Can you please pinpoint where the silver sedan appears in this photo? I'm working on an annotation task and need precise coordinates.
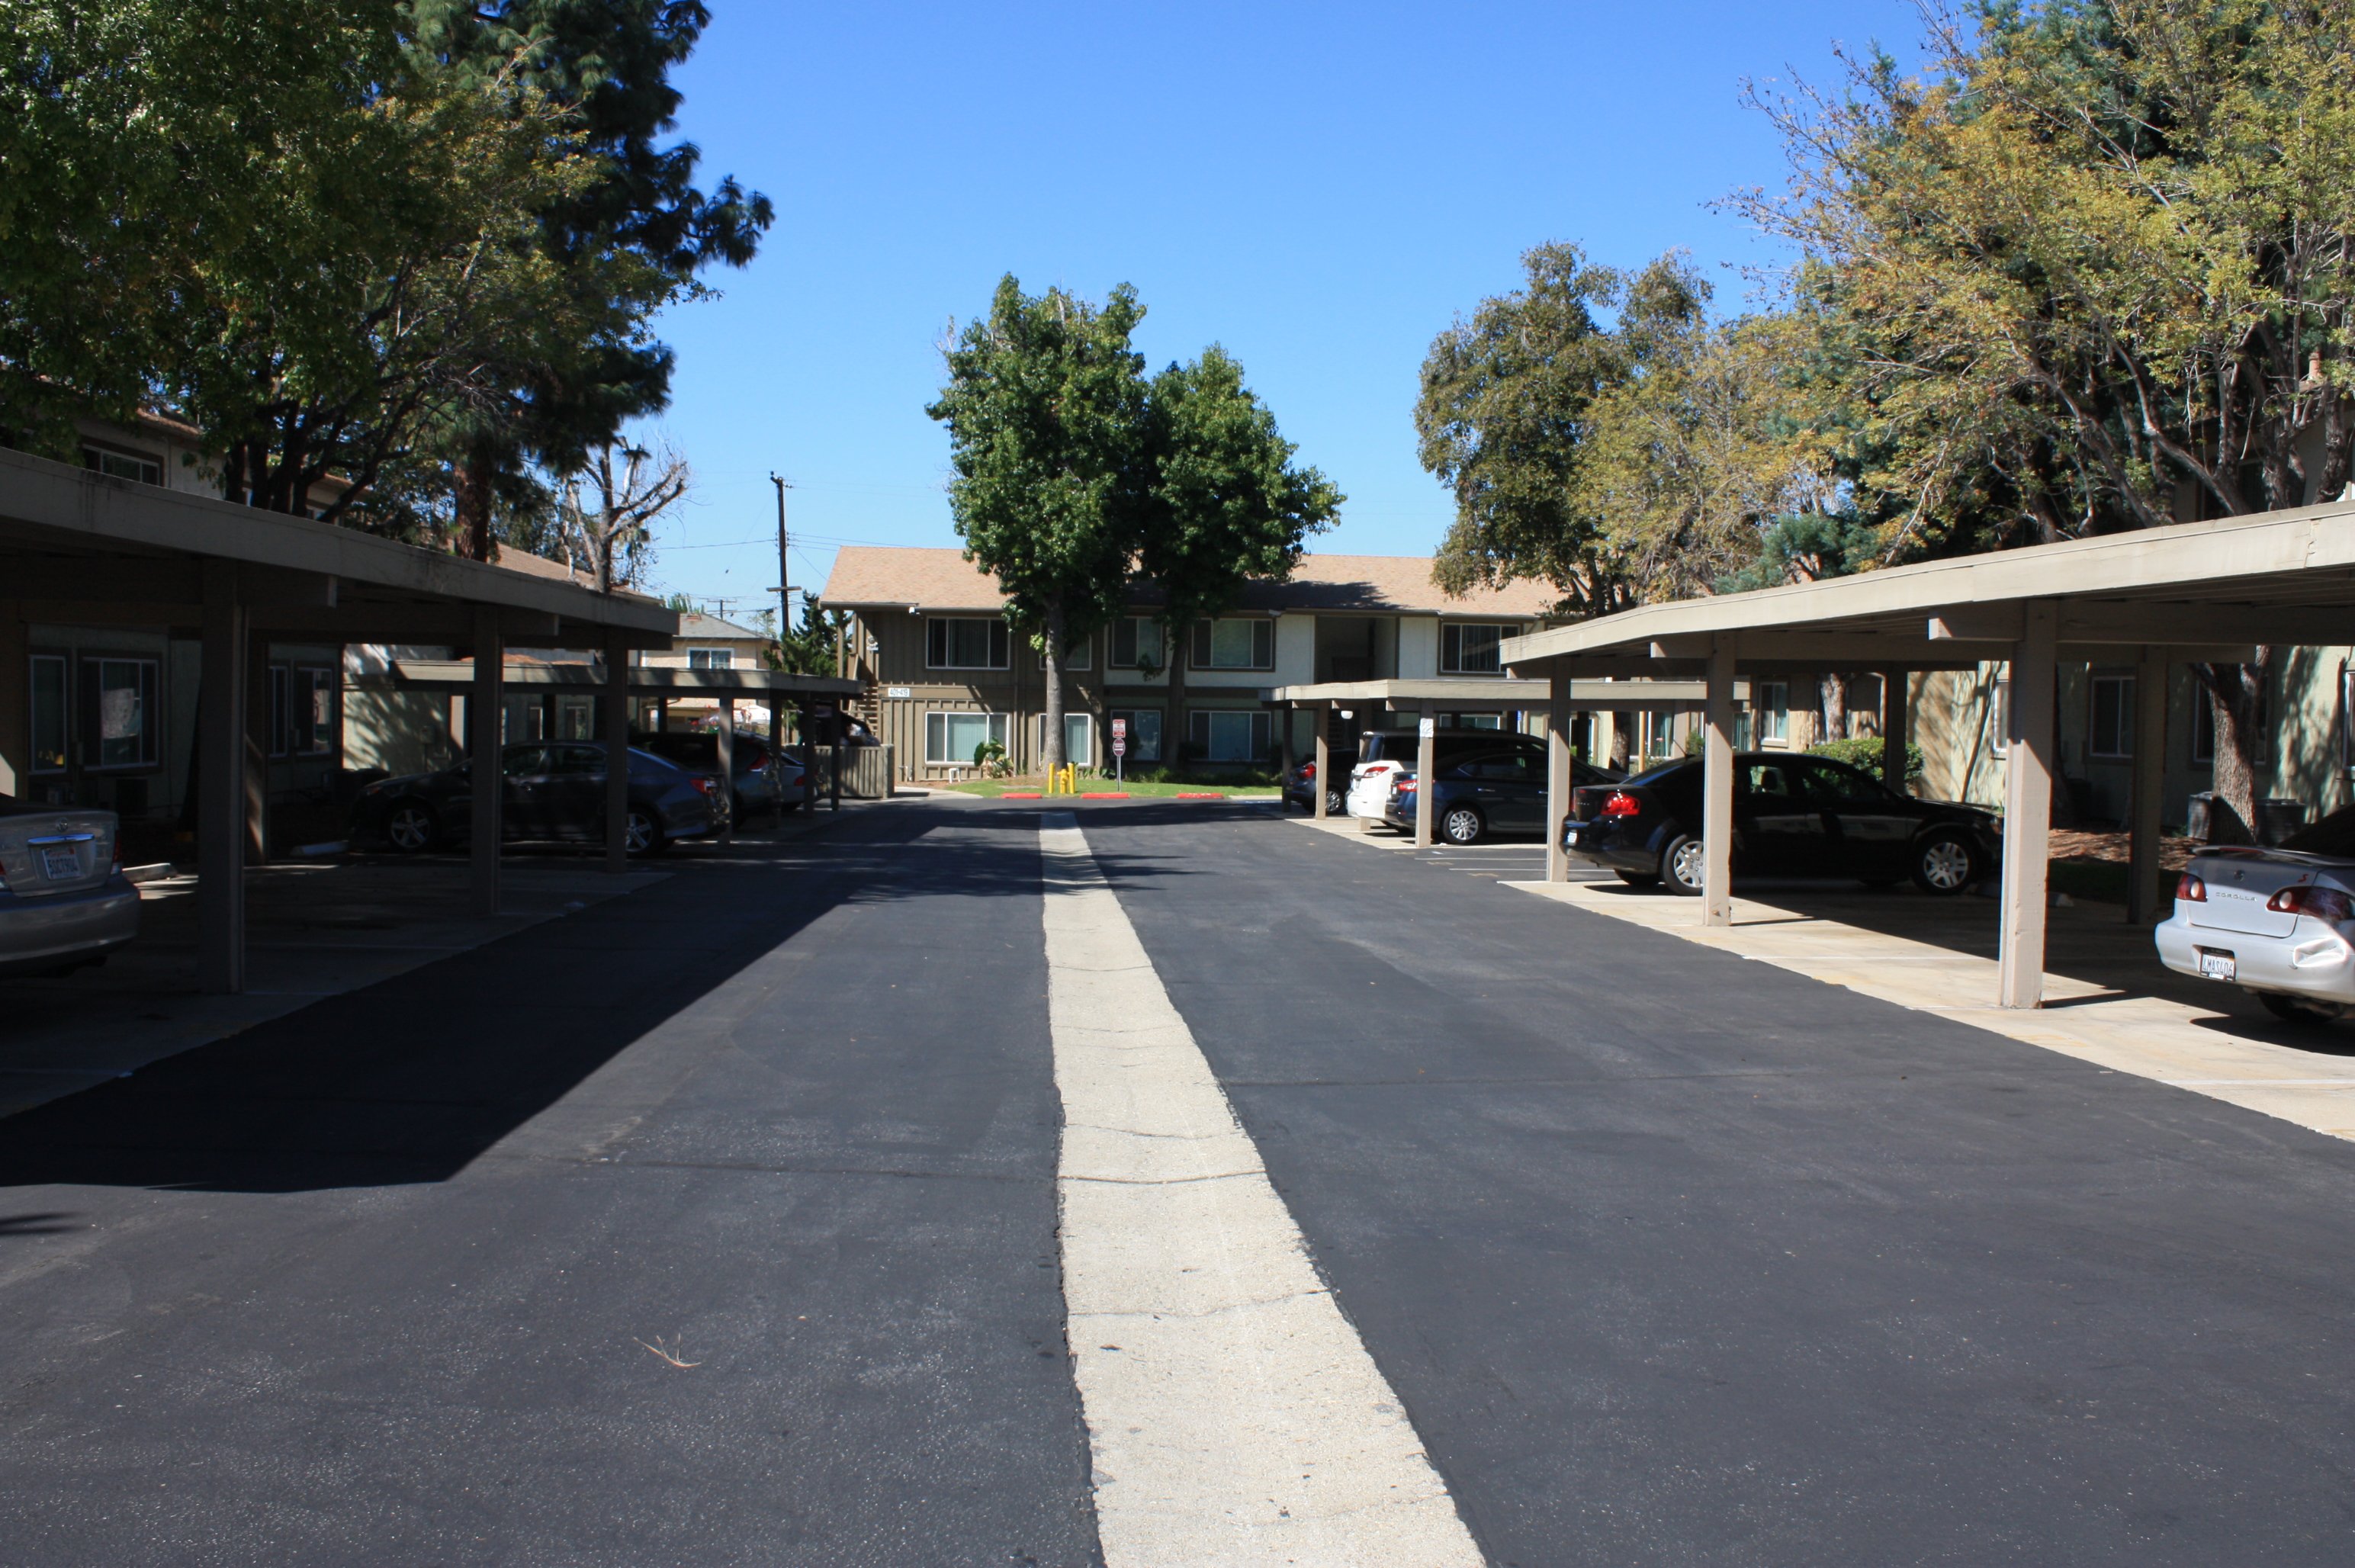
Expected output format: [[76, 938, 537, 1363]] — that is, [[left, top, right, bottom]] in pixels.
[[0, 798, 141, 978], [2155, 847, 2355, 1023]]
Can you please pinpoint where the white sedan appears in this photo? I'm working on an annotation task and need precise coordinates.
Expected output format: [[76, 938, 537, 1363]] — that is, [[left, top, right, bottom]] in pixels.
[[2155, 847, 2355, 1023]]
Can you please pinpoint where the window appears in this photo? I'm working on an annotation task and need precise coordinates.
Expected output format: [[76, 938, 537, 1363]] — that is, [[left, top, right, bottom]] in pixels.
[[1801, 758, 1888, 805], [1190, 618, 1274, 671], [30, 655, 67, 773], [1745, 761, 1801, 798], [82, 657, 159, 769], [927, 617, 1011, 670], [269, 665, 291, 757], [1187, 709, 1271, 762], [1441, 622, 1513, 675], [1111, 617, 1165, 670], [1454, 752, 1537, 782], [300, 667, 338, 754], [82, 446, 160, 485], [502, 745, 555, 778], [1440, 712, 1503, 731], [555, 692, 593, 741], [1109, 708, 1161, 762], [925, 710, 1009, 765], [686, 647, 733, 670], [2192, 686, 2216, 763], [1754, 680, 1789, 744], [2090, 674, 2133, 760], [1037, 712, 1093, 765], [1990, 677, 2011, 757], [1060, 633, 1091, 672]]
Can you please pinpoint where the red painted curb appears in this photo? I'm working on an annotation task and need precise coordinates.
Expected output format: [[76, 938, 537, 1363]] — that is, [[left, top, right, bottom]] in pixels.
[[1000, 792, 1043, 799], [1174, 792, 1226, 799], [1080, 792, 1130, 799]]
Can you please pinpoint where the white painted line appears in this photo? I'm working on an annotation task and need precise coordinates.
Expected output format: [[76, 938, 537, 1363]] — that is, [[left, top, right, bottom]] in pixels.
[[1039, 815, 1482, 1568]]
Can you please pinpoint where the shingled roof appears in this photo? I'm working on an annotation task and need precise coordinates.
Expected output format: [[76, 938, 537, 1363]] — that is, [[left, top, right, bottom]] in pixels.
[[818, 546, 1559, 617]]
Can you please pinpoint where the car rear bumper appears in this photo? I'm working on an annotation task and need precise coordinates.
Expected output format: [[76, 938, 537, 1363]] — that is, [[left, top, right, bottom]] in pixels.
[[1560, 818, 1659, 875], [0, 876, 142, 975], [2155, 910, 2355, 1003]]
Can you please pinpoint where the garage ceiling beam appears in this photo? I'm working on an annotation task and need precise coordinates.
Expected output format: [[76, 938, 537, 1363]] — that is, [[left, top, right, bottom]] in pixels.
[[8, 564, 337, 609]]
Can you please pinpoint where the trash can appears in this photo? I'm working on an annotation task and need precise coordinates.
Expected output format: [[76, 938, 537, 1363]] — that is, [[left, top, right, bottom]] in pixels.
[[2186, 791, 2216, 840]]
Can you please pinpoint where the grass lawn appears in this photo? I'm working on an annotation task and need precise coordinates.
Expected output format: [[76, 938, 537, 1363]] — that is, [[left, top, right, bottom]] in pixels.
[[939, 777, 1280, 799]]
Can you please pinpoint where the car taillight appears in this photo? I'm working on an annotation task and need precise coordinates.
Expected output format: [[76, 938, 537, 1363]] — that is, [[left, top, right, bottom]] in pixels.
[[2175, 872, 2206, 903], [111, 835, 122, 872], [1300, 763, 1316, 779], [693, 776, 717, 796], [1602, 792, 1642, 818], [2269, 884, 2355, 921]]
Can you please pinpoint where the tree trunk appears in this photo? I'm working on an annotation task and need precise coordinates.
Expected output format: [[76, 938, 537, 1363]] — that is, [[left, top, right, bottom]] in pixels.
[[1165, 617, 1189, 767], [1819, 673, 1848, 744], [1041, 602, 1068, 774], [456, 449, 493, 561], [2197, 653, 2272, 843]]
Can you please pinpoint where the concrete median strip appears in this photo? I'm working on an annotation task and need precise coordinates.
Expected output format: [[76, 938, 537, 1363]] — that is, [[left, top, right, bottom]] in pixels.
[[1039, 814, 1483, 1567]]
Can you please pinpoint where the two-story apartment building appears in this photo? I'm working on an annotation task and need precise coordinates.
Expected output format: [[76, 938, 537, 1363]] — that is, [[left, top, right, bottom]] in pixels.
[[817, 548, 1560, 779]]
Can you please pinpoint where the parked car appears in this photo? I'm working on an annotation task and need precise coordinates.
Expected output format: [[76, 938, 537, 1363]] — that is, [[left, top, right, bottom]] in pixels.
[[349, 742, 719, 856], [1562, 752, 2000, 895], [635, 729, 805, 819], [1345, 729, 1547, 823], [2154, 838, 2355, 1023], [1284, 749, 1357, 815], [0, 795, 140, 978], [1383, 750, 1625, 844]]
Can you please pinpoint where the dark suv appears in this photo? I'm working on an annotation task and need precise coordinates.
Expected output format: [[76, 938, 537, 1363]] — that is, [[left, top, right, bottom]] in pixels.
[[1563, 752, 2000, 895]]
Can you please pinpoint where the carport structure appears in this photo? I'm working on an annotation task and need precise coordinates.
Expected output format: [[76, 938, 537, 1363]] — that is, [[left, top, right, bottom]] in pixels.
[[0, 448, 676, 994], [1499, 501, 2355, 1008], [363, 658, 865, 811], [1267, 676, 1740, 866]]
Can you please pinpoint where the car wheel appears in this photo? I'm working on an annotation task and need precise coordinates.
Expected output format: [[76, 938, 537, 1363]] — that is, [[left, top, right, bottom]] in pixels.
[[1910, 831, 1978, 895], [624, 808, 666, 856], [1661, 834, 1706, 896], [1441, 805, 1485, 846], [384, 800, 439, 854], [2259, 992, 2344, 1025], [1616, 870, 1661, 887], [1325, 786, 1345, 816]]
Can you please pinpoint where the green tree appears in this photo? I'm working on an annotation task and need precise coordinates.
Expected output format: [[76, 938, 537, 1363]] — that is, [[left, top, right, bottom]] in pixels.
[[928, 275, 1151, 773], [1139, 346, 1342, 754], [773, 599, 843, 677], [1740, 0, 2355, 831]]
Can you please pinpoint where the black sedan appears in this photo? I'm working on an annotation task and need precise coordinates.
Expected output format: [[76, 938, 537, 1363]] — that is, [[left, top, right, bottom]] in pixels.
[[1563, 752, 2000, 895], [1386, 749, 1624, 844], [349, 742, 719, 856], [1283, 749, 1357, 815]]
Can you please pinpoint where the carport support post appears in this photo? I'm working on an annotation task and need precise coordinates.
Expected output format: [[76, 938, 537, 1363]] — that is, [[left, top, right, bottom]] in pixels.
[[1546, 672, 1572, 883], [1702, 637, 1737, 927], [198, 562, 248, 994], [767, 699, 786, 822], [1312, 703, 1331, 821], [1882, 670, 1910, 795], [469, 609, 503, 917], [2128, 647, 2169, 925], [716, 699, 735, 840], [1999, 601, 2058, 1008], [1414, 702, 1435, 849], [601, 631, 630, 872]]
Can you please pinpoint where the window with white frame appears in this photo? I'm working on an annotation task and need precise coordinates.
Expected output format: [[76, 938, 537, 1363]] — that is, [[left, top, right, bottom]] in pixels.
[[2089, 673, 2133, 760], [82, 656, 159, 769], [301, 667, 338, 753], [686, 647, 733, 670], [82, 445, 160, 485], [926, 710, 1009, 765], [1187, 709, 1271, 762], [927, 617, 1011, 670], [30, 654, 67, 773], [1441, 622, 1513, 675], [1990, 677, 2012, 757], [1036, 712, 1093, 765], [1755, 680, 1790, 744], [1110, 617, 1165, 670], [1109, 708, 1161, 762], [1190, 618, 1274, 671]]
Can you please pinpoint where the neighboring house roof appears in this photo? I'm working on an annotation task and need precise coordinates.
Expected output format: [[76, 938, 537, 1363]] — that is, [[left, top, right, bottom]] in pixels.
[[818, 545, 1560, 618], [674, 610, 766, 641], [489, 545, 665, 606]]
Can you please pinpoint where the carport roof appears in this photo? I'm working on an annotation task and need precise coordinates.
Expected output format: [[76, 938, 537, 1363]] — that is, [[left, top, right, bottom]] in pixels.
[[1499, 499, 2355, 673], [0, 447, 678, 648], [371, 659, 863, 699], [1269, 677, 1744, 708]]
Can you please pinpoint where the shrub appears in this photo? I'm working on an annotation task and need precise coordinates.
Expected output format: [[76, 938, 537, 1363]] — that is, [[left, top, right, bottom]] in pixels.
[[1809, 735, 1924, 782]]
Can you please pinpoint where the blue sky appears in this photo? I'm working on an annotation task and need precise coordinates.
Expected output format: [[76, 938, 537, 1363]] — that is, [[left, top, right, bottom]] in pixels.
[[640, 1, 1927, 620]]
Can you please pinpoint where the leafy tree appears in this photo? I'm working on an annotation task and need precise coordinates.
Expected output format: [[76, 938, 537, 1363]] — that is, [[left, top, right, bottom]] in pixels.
[[773, 599, 843, 677], [1139, 345, 1341, 752], [928, 276, 1151, 773], [1740, 0, 2355, 831]]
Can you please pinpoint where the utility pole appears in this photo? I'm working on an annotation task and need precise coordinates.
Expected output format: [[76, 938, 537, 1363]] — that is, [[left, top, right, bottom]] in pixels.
[[768, 474, 794, 666]]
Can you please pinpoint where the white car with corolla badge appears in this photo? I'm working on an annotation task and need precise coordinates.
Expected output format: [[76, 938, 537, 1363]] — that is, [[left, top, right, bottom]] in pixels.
[[0, 796, 140, 978], [2155, 846, 2355, 1023]]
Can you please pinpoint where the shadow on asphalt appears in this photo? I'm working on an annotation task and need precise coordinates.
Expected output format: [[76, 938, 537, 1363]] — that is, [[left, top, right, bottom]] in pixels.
[[0, 797, 1207, 1197]]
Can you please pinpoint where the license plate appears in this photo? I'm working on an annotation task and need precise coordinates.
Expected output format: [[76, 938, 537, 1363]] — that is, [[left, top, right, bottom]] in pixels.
[[2197, 949, 2237, 982], [39, 846, 81, 880]]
